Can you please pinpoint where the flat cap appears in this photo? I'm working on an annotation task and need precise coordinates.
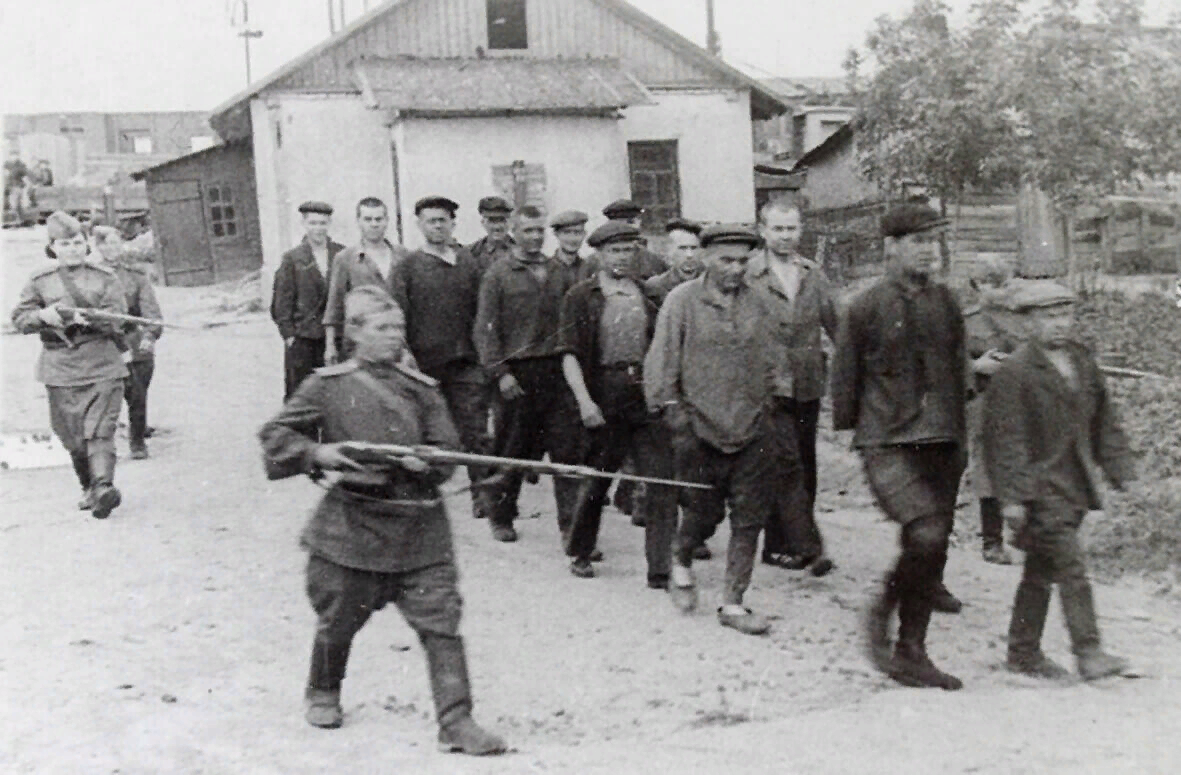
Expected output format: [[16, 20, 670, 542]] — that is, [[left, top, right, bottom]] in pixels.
[[550, 210, 589, 230], [587, 221, 641, 248], [46, 210, 83, 242], [344, 286, 403, 328], [298, 200, 334, 215], [602, 199, 643, 219], [414, 196, 459, 216], [880, 203, 949, 238], [477, 196, 513, 215], [700, 223, 761, 249], [1004, 279, 1076, 312], [664, 218, 703, 236]]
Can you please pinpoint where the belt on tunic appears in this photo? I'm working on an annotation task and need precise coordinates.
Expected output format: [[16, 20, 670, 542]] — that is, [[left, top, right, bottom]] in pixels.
[[41, 331, 110, 349], [599, 362, 643, 377], [336, 479, 440, 506]]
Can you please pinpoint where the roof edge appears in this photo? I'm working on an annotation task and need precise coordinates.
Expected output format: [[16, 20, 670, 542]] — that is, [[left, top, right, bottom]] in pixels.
[[791, 123, 855, 172]]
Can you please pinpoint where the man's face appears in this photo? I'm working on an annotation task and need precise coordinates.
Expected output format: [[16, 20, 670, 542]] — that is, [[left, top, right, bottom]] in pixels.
[[482, 213, 510, 239], [512, 215, 547, 254], [53, 233, 88, 266], [357, 205, 388, 243], [600, 240, 637, 278], [666, 229, 702, 276], [705, 243, 754, 293], [887, 229, 943, 276], [555, 225, 586, 255], [760, 206, 802, 257], [351, 309, 407, 364], [417, 207, 455, 246], [302, 213, 331, 244], [1027, 304, 1075, 348]]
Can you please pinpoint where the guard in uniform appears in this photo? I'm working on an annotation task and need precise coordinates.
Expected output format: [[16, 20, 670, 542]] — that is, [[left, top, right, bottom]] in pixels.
[[467, 196, 516, 271], [10, 211, 128, 518], [258, 287, 506, 755]]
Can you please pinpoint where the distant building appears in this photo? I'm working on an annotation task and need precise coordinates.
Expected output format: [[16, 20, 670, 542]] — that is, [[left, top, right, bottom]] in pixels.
[[754, 77, 855, 161]]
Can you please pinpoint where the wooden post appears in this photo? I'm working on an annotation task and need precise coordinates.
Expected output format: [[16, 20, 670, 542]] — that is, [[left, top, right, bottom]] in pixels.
[[102, 185, 116, 226]]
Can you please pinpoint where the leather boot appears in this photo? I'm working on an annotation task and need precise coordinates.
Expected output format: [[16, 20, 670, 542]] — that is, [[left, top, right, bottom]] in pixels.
[[864, 574, 900, 674], [930, 581, 963, 614], [307, 638, 352, 696], [1006, 580, 1052, 667], [423, 634, 506, 756], [87, 439, 122, 519], [70, 451, 93, 510], [890, 596, 962, 690], [304, 688, 343, 729], [1077, 649, 1129, 681], [1060, 579, 1102, 658]]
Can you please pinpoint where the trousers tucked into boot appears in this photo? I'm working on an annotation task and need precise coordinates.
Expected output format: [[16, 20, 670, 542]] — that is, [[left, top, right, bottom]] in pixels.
[[87, 438, 117, 489], [420, 632, 473, 727], [70, 450, 92, 490]]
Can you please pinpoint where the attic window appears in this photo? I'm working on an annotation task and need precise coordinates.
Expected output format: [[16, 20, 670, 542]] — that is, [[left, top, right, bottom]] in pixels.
[[486, 0, 527, 50]]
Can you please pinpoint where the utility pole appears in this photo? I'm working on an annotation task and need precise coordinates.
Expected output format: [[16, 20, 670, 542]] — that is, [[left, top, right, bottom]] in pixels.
[[328, 0, 337, 33], [705, 0, 721, 56], [233, 0, 264, 85]]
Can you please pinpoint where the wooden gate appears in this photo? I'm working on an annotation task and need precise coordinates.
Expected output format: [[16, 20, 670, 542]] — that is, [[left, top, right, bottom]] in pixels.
[[151, 180, 214, 286]]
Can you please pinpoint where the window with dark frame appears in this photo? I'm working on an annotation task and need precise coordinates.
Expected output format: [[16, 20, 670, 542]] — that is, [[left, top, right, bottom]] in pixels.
[[486, 0, 527, 50], [627, 140, 681, 231], [206, 183, 239, 239]]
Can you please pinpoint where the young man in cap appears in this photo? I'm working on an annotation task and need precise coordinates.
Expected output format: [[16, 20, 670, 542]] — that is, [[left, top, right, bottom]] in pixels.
[[11, 211, 128, 518], [474, 205, 584, 544], [389, 196, 493, 518], [272, 201, 346, 399], [832, 202, 968, 690], [258, 286, 506, 754], [550, 209, 594, 284], [323, 197, 408, 364], [91, 226, 164, 460], [749, 198, 837, 576], [467, 196, 516, 271], [597, 199, 668, 280], [982, 281, 1135, 681], [644, 219, 704, 306], [559, 221, 677, 585], [645, 224, 803, 636]]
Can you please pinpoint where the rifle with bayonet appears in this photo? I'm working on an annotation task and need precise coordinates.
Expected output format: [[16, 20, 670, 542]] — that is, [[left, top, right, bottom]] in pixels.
[[337, 442, 713, 490]]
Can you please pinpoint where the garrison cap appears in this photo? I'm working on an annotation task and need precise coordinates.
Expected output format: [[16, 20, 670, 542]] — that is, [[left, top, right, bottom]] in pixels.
[[298, 200, 334, 216], [1004, 279, 1076, 312], [414, 196, 459, 216], [587, 221, 641, 248], [46, 210, 84, 242], [664, 218, 703, 236], [699, 223, 761, 249], [602, 199, 643, 219], [344, 286, 404, 331], [550, 210, 589, 230], [477, 196, 513, 215], [880, 203, 949, 238]]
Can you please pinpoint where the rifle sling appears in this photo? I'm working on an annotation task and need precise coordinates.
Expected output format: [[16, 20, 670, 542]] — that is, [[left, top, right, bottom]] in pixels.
[[57, 265, 97, 309]]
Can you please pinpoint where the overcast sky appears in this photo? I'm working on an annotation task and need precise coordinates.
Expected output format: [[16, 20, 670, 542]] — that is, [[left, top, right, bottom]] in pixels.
[[2, 0, 1174, 114]]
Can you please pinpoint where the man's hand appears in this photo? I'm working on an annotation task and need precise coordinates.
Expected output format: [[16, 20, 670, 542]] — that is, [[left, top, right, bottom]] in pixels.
[[1002, 503, 1030, 550], [972, 349, 1009, 377], [312, 443, 367, 472], [38, 306, 65, 327], [578, 400, 606, 429], [395, 456, 430, 474], [498, 373, 525, 401], [121, 350, 134, 364], [139, 336, 156, 355], [284, 336, 295, 349]]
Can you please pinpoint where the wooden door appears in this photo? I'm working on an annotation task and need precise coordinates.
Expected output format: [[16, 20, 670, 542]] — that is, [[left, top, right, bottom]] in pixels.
[[628, 140, 681, 231], [152, 180, 214, 286]]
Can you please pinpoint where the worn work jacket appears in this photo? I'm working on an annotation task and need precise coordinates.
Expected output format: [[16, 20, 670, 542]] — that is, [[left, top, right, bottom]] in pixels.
[[746, 250, 838, 403], [109, 262, 164, 362], [643, 266, 699, 308], [11, 260, 128, 386], [258, 359, 461, 573], [467, 234, 516, 274], [321, 239, 409, 330], [982, 340, 1135, 515], [271, 237, 345, 341]]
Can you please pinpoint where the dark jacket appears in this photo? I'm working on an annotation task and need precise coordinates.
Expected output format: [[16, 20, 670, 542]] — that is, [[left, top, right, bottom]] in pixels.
[[112, 263, 164, 362], [387, 246, 485, 375], [831, 272, 967, 448], [322, 239, 409, 330], [271, 238, 345, 340], [982, 340, 1135, 514]]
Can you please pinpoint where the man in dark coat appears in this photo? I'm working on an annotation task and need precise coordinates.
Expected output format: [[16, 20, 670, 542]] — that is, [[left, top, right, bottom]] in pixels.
[[466, 196, 516, 271], [258, 287, 505, 755], [982, 281, 1136, 681], [271, 201, 346, 399], [832, 202, 968, 690]]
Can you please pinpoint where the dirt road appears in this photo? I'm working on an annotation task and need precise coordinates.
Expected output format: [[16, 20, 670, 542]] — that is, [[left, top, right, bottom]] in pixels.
[[2, 227, 1179, 773]]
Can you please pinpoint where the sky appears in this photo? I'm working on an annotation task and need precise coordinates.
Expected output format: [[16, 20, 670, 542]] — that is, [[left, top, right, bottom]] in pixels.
[[1, 0, 1175, 114]]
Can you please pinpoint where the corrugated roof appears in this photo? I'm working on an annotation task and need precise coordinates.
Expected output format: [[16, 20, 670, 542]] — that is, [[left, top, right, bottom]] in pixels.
[[352, 56, 652, 116], [762, 76, 850, 100]]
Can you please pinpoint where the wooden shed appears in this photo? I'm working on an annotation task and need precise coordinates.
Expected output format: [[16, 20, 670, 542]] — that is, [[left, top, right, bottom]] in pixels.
[[131, 141, 262, 286]]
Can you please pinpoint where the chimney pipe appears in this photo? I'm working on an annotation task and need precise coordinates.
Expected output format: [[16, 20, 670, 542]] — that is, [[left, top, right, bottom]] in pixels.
[[706, 0, 721, 56]]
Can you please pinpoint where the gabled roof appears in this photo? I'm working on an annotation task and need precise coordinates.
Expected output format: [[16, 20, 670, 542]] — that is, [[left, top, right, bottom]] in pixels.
[[791, 123, 854, 172], [209, 0, 788, 139], [353, 56, 652, 117]]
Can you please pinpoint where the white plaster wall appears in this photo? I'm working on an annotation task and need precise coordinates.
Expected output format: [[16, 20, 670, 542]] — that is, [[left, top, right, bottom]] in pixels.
[[620, 90, 756, 224], [395, 116, 627, 248], [802, 109, 854, 154]]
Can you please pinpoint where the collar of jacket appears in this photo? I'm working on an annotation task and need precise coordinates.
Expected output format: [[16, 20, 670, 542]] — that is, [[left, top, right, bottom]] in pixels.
[[699, 272, 748, 309], [356, 238, 398, 261], [886, 265, 935, 297], [507, 247, 551, 269]]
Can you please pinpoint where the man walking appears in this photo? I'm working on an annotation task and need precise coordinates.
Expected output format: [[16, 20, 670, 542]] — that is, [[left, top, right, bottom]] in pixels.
[[272, 201, 346, 398], [474, 205, 583, 544], [323, 197, 407, 364], [832, 202, 968, 690], [389, 196, 493, 519], [467, 196, 516, 271], [749, 199, 837, 575]]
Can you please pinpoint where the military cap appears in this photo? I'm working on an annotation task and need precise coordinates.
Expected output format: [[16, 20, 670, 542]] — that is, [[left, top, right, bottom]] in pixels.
[[414, 196, 459, 216], [602, 199, 643, 219], [550, 210, 589, 230], [298, 200, 334, 216], [1004, 279, 1076, 312], [880, 203, 949, 238], [344, 286, 404, 330], [477, 196, 513, 215], [664, 218, 703, 236], [699, 223, 761, 249], [587, 221, 640, 248], [46, 210, 83, 242]]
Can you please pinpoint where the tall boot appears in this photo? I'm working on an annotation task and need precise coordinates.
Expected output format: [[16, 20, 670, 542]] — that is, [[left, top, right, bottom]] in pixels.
[[1005, 580, 1061, 675], [422, 633, 505, 756], [864, 571, 901, 674], [980, 497, 1013, 564], [890, 595, 963, 690], [1061, 580, 1127, 680], [70, 451, 94, 510], [305, 638, 351, 728], [87, 438, 122, 519]]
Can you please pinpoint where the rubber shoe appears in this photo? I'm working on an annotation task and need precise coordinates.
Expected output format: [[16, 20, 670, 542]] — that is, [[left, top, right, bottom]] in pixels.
[[91, 486, 122, 520], [437, 715, 507, 756], [983, 543, 1014, 565], [1006, 653, 1072, 680], [1078, 650, 1129, 681], [717, 606, 771, 636], [888, 645, 963, 690], [490, 523, 518, 543], [692, 544, 713, 561], [304, 689, 343, 729], [569, 558, 595, 578], [930, 583, 963, 614]]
